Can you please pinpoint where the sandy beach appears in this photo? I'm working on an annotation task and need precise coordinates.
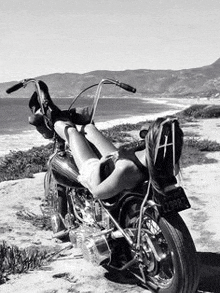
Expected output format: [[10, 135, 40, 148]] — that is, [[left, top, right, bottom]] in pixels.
[[0, 95, 188, 158], [1, 94, 218, 158], [0, 98, 220, 292]]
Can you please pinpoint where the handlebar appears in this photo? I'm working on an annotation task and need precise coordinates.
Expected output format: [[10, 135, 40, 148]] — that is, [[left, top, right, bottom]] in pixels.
[[6, 78, 37, 94], [6, 78, 136, 95], [115, 81, 136, 93], [88, 78, 136, 122], [6, 77, 137, 124], [6, 81, 24, 94]]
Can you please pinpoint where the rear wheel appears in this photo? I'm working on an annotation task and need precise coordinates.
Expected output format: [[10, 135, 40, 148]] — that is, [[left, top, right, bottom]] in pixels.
[[122, 200, 200, 293]]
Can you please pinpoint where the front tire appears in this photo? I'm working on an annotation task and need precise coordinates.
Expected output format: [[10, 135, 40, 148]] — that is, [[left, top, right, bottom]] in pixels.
[[44, 170, 68, 239], [122, 201, 200, 293]]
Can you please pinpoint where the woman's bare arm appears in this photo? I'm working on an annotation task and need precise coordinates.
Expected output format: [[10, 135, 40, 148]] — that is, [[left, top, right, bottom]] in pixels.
[[90, 160, 143, 200]]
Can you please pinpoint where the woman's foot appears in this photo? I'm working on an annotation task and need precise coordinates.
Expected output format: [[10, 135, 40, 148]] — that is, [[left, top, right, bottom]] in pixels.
[[38, 80, 62, 128]]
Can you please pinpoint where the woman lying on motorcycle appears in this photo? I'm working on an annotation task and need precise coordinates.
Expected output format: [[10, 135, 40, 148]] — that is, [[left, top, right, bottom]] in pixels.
[[54, 118, 183, 200], [30, 81, 183, 201], [54, 120, 148, 200]]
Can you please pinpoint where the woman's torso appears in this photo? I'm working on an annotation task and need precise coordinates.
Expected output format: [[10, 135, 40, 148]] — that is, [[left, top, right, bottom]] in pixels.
[[100, 147, 148, 183]]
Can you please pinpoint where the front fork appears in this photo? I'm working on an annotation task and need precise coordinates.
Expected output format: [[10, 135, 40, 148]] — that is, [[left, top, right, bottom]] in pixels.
[[100, 183, 164, 288]]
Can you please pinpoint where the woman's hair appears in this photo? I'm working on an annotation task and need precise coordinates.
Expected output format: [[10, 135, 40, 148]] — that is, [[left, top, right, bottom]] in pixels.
[[145, 117, 183, 194], [118, 140, 145, 155]]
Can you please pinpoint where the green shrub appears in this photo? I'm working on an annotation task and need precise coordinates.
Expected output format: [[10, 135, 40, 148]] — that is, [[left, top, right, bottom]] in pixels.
[[101, 121, 145, 143], [185, 137, 220, 152], [0, 241, 49, 284], [179, 104, 207, 118], [202, 105, 220, 118], [0, 144, 53, 182], [1, 116, 220, 183], [179, 104, 220, 118]]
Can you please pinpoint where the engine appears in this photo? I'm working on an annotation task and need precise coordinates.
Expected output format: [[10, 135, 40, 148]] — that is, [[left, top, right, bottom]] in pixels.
[[68, 196, 113, 265], [68, 191, 129, 266], [76, 226, 111, 265]]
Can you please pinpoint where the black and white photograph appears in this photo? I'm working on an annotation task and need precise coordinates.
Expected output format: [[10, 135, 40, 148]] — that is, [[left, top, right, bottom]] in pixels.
[[0, 1, 220, 292]]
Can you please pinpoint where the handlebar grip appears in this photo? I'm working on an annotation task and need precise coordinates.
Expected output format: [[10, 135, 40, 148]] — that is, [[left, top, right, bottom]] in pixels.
[[6, 82, 24, 94], [117, 82, 136, 93]]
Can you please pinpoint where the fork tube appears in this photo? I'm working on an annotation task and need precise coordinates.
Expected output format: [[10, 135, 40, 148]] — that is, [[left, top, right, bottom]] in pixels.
[[90, 79, 108, 122], [90, 78, 117, 123], [136, 181, 151, 248], [98, 200, 134, 246], [172, 121, 176, 176], [90, 83, 102, 122]]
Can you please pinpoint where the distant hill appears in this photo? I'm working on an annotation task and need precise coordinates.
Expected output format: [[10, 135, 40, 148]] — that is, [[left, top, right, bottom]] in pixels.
[[1, 58, 220, 99]]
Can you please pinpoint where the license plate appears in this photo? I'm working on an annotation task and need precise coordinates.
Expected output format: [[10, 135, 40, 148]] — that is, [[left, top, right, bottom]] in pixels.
[[157, 187, 191, 216]]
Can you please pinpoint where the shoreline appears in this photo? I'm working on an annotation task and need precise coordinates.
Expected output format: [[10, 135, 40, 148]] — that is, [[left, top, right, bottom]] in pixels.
[[2, 96, 220, 158], [1, 98, 189, 158]]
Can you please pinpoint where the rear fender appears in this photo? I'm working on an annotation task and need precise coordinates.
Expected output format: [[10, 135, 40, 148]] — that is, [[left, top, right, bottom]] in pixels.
[[118, 192, 161, 227], [117, 192, 143, 225]]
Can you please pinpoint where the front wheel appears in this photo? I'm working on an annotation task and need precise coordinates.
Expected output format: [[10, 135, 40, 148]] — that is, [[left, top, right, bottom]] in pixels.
[[44, 170, 68, 239], [123, 202, 200, 293]]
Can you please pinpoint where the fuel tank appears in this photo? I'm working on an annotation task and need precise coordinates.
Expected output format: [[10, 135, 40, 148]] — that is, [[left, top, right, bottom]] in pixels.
[[50, 151, 82, 188]]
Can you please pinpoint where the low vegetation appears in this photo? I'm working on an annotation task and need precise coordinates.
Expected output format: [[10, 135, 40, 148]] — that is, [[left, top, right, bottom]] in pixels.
[[0, 144, 53, 182], [178, 104, 220, 119], [1, 104, 220, 283], [1, 108, 220, 182], [0, 241, 50, 284]]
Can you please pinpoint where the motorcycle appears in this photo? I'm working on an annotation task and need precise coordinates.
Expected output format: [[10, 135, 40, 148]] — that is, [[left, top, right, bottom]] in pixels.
[[6, 78, 199, 293]]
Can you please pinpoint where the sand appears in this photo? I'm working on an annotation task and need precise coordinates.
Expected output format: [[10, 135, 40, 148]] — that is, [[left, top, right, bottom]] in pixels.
[[0, 106, 220, 292]]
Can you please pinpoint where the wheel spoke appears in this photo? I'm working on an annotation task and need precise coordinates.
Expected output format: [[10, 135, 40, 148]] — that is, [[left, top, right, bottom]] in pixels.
[[140, 217, 174, 287], [123, 199, 199, 292]]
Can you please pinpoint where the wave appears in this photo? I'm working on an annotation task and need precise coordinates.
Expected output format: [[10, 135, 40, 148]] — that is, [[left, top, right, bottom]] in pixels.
[[0, 103, 188, 158], [95, 107, 187, 129]]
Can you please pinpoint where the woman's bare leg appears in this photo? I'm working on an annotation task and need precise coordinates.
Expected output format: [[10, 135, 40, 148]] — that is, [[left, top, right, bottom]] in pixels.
[[54, 121, 98, 170], [83, 124, 117, 157]]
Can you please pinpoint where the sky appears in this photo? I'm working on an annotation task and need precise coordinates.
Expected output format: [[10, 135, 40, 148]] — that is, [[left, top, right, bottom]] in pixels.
[[0, 0, 220, 83]]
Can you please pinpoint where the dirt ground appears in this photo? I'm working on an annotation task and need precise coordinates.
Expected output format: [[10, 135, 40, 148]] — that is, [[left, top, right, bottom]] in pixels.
[[1, 117, 220, 293]]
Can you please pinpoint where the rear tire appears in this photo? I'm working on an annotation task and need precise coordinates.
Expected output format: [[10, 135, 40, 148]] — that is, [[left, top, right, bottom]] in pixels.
[[122, 200, 200, 293]]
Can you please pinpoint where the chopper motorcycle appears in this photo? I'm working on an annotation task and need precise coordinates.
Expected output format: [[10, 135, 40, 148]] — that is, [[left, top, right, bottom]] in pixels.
[[6, 78, 199, 293]]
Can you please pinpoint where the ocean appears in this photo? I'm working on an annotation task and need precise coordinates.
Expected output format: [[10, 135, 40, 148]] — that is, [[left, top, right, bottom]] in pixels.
[[0, 96, 186, 157]]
